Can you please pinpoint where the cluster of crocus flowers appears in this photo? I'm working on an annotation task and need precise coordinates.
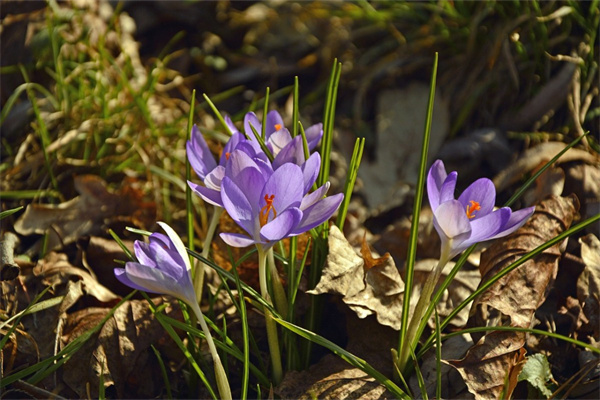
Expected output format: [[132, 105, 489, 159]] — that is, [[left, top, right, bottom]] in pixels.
[[187, 110, 342, 384], [114, 222, 232, 400], [395, 159, 535, 373]]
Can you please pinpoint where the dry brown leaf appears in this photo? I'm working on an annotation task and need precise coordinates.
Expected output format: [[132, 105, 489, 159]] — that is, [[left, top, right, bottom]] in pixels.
[[446, 331, 527, 400], [450, 195, 579, 400], [577, 234, 600, 339], [60, 298, 178, 399], [564, 163, 600, 220], [277, 354, 392, 400], [14, 175, 155, 251]]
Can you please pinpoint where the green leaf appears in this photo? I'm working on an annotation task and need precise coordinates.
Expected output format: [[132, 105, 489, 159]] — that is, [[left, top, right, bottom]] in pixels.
[[518, 353, 554, 397]]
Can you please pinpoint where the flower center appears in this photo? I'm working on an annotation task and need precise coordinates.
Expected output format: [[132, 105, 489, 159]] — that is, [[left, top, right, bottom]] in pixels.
[[259, 194, 277, 226], [274, 123, 282, 131], [466, 200, 481, 219]]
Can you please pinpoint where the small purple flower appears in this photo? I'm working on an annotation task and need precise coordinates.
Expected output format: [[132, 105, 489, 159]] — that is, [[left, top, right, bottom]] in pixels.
[[427, 160, 535, 258], [114, 222, 196, 306], [219, 150, 343, 250], [187, 123, 265, 207], [244, 110, 323, 157]]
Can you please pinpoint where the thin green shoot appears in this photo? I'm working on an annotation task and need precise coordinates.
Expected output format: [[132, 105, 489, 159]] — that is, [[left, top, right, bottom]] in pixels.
[[108, 229, 135, 261], [203, 93, 234, 135], [317, 59, 342, 188], [434, 308, 442, 400], [336, 137, 365, 230], [0, 293, 62, 331], [410, 347, 428, 400], [0, 287, 51, 351], [292, 76, 299, 138], [261, 87, 270, 141], [248, 122, 275, 161], [151, 344, 173, 399], [0, 206, 24, 220], [397, 52, 438, 367]]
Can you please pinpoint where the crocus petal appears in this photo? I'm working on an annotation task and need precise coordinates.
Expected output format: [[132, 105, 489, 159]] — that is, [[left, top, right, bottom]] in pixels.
[[427, 160, 449, 211], [305, 123, 323, 150], [224, 115, 240, 135], [261, 163, 304, 212], [187, 125, 217, 180], [204, 166, 225, 191], [458, 178, 496, 218], [157, 221, 191, 272], [244, 112, 261, 138], [218, 132, 244, 165], [133, 240, 157, 268], [266, 110, 285, 138], [226, 149, 262, 181], [463, 207, 511, 246], [432, 200, 472, 243], [300, 182, 329, 210], [221, 176, 255, 235], [292, 193, 343, 234], [220, 232, 257, 248], [188, 181, 223, 207], [270, 130, 296, 162], [123, 261, 195, 306], [260, 207, 303, 242], [148, 241, 186, 280], [301, 152, 321, 194], [114, 267, 151, 292], [439, 171, 457, 205], [488, 206, 535, 240]]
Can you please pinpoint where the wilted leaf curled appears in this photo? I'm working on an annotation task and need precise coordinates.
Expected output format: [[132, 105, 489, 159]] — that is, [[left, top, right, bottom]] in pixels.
[[451, 195, 579, 400], [518, 353, 555, 398], [578, 234, 600, 338]]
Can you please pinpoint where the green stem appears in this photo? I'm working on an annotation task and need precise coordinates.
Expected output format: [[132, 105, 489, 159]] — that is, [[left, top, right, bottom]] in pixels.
[[257, 246, 283, 384], [396, 243, 451, 373], [189, 302, 232, 400], [268, 247, 288, 320], [193, 207, 223, 303]]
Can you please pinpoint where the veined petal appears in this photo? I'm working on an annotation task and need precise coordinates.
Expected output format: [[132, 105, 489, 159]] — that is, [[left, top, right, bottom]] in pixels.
[[458, 178, 496, 218], [272, 131, 299, 166], [157, 221, 192, 272], [300, 182, 329, 210], [188, 181, 223, 207], [224, 115, 239, 135], [292, 193, 343, 234], [488, 206, 535, 240], [305, 123, 323, 150], [427, 160, 449, 211], [187, 125, 217, 180], [219, 132, 244, 165], [261, 163, 304, 212], [463, 207, 511, 246], [133, 240, 157, 268], [244, 112, 261, 139], [220, 232, 257, 248], [266, 110, 285, 138], [148, 241, 185, 280], [221, 176, 255, 235], [432, 200, 472, 242], [225, 149, 262, 181], [439, 171, 457, 205], [123, 261, 196, 306], [114, 267, 151, 292], [260, 208, 303, 242], [204, 166, 225, 191], [301, 152, 321, 194]]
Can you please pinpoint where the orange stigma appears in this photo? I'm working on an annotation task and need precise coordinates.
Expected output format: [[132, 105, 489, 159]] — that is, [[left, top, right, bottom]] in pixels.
[[274, 124, 282, 131], [466, 200, 481, 219], [259, 194, 277, 226], [225, 152, 231, 160]]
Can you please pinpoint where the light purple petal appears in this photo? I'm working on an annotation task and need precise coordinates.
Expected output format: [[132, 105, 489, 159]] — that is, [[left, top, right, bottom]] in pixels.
[[244, 112, 261, 139], [273, 135, 304, 169], [220, 232, 257, 248], [457, 178, 496, 219], [261, 163, 304, 212], [157, 221, 192, 272], [260, 208, 303, 242], [439, 171, 457, 205], [300, 182, 329, 210], [133, 240, 157, 268], [188, 181, 223, 207], [230, 166, 266, 213], [219, 132, 245, 165], [203, 166, 225, 191], [187, 125, 217, 180], [224, 115, 240, 135], [121, 261, 195, 306], [305, 123, 323, 150], [292, 193, 343, 234], [115, 267, 149, 292], [464, 207, 511, 246], [226, 149, 262, 181], [221, 176, 255, 235], [488, 206, 535, 240], [148, 241, 185, 280], [427, 160, 449, 211], [266, 110, 285, 138], [270, 129, 294, 159], [432, 200, 472, 243], [301, 152, 321, 194]]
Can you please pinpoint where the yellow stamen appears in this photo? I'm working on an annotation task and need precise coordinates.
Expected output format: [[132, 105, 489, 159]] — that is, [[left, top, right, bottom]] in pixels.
[[259, 194, 277, 226], [274, 124, 282, 131], [466, 200, 481, 219]]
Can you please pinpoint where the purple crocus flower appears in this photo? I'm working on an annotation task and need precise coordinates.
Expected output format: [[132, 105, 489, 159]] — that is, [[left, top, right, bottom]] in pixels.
[[219, 150, 343, 250], [187, 123, 266, 207], [114, 222, 196, 306], [427, 160, 535, 258], [244, 110, 323, 157]]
